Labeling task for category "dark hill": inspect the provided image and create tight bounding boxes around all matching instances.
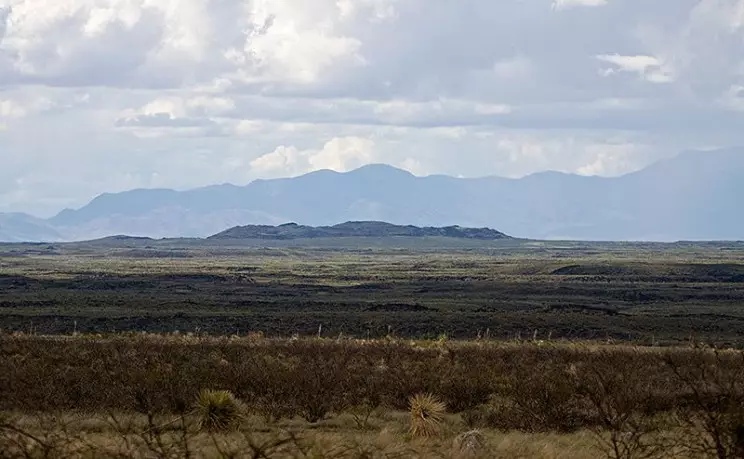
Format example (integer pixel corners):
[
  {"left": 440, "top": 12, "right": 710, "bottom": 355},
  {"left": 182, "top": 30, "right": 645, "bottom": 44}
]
[{"left": 208, "top": 221, "right": 510, "bottom": 240}]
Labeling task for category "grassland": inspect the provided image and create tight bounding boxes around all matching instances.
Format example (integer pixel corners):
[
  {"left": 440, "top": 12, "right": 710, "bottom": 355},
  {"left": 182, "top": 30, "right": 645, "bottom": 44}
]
[
  {"left": 1, "top": 239, "right": 744, "bottom": 344},
  {"left": 2, "top": 239, "right": 744, "bottom": 457}
]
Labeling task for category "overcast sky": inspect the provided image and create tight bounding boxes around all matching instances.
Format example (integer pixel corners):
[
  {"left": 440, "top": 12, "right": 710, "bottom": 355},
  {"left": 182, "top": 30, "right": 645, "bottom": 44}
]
[{"left": 2, "top": 0, "right": 744, "bottom": 216}]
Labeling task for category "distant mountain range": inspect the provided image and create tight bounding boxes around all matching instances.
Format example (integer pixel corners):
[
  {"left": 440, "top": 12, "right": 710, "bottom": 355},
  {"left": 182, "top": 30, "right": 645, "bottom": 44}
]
[
  {"left": 1, "top": 148, "right": 743, "bottom": 242},
  {"left": 0, "top": 213, "right": 63, "bottom": 243},
  {"left": 210, "top": 221, "right": 509, "bottom": 240}
]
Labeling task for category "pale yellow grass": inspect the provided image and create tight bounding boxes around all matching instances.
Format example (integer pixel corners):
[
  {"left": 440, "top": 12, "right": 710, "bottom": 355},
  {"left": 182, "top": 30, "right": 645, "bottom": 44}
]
[{"left": 0, "top": 410, "right": 617, "bottom": 459}]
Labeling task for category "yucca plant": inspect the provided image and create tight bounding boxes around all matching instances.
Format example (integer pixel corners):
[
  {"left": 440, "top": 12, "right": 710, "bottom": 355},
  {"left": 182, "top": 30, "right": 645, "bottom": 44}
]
[
  {"left": 195, "top": 389, "right": 244, "bottom": 432},
  {"left": 454, "top": 429, "right": 486, "bottom": 455},
  {"left": 409, "top": 393, "right": 447, "bottom": 437}
]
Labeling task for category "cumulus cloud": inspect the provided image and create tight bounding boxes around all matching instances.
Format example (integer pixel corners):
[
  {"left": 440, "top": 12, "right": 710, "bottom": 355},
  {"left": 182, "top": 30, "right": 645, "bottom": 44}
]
[
  {"left": 250, "top": 136, "right": 376, "bottom": 177},
  {"left": 1, "top": 0, "right": 744, "bottom": 215},
  {"left": 597, "top": 54, "right": 675, "bottom": 83},
  {"left": 371, "top": 98, "right": 511, "bottom": 126},
  {"left": 721, "top": 85, "right": 744, "bottom": 111},
  {"left": 552, "top": 0, "right": 608, "bottom": 10},
  {"left": 0, "top": 92, "right": 54, "bottom": 123},
  {"left": 115, "top": 113, "right": 216, "bottom": 128},
  {"left": 487, "top": 133, "right": 653, "bottom": 178},
  {"left": 117, "top": 95, "right": 235, "bottom": 122},
  {"left": 0, "top": 5, "right": 9, "bottom": 39},
  {"left": 237, "top": 1, "right": 366, "bottom": 83},
  {"left": 0, "top": 98, "right": 26, "bottom": 118}
]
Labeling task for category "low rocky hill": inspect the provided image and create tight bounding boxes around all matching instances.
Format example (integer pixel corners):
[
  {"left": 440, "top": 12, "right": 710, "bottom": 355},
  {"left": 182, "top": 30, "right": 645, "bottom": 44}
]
[{"left": 208, "top": 221, "right": 510, "bottom": 240}]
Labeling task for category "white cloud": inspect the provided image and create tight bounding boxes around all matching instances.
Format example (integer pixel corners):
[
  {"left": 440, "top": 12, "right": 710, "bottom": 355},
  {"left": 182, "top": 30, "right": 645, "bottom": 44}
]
[
  {"left": 0, "top": 99, "right": 27, "bottom": 118},
  {"left": 250, "top": 136, "right": 376, "bottom": 177},
  {"left": 589, "top": 98, "right": 648, "bottom": 110},
  {"left": 491, "top": 56, "right": 534, "bottom": 81},
  {"left": 0, "top": 5, "right": 10, "bottom": 39},
  {"left": 0, "top": 92, "right": 54, "bottom": 123},
  {"left": 233, "top": 119, "right": 264, "bottom": 135},
  {"left": 2, "top": 0, "right": 744, "bottom": 215},
  {"left": 372, "top": 98, "right": 511, "bottom": 125},
  {"left": 720, "top": 84, "right": 744, "bottom": 111},
  {"left": 336, "top": 0, "right": 398, "bottom": 22},
  {"left": 597, "top": 54, "right": 674, "bottom": 83},
  {"left": 490, "top": 133, "right": 652, "bottom": 178},
  {"left": 576, "top": 143, "right": 647, "bottom": 176},
  {"left": 309, "top": 136, "right": 375, "bottom": 170},
  {"left": 128, "top": 95, "right": 235, "bottom": 118},
  {"left": 112, "top": 94, "right": 236, "bottom": 135},
  {"left": 553, "top": 0, "right": 608, "bottom": 10},
  {"left": 249, "top": 145, "right": 305, "bottom": 176},
  {"left": 223, "top": 0, "right": 369, "bottom": 85}
]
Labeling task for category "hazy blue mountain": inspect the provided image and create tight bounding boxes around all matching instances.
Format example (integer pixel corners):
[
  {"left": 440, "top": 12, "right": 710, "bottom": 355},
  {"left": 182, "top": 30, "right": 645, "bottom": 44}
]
[
  {"left": 3, "top": 148, "right": 744, "bottom": 242},
  {"left": 0, "top": 213, "right": 63, "bottom": 242}
]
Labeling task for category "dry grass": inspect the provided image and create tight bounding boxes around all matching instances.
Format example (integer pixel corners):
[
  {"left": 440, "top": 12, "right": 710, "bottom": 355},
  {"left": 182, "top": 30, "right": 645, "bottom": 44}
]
[
  {"left": 3, "top": 334, "right": 744, "bottom": 457},
  {"left": 0, "top": 410, "right": 605, "bottom": 459}
]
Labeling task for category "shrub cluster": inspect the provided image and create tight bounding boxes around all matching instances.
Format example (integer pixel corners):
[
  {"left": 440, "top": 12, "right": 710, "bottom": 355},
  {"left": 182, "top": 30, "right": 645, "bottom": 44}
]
[
  {"left": 4, "top": 335, "right": 744, "bottom": 458},
  {"left": 0, "top": 335, "right": 507, "bottom": 420}
]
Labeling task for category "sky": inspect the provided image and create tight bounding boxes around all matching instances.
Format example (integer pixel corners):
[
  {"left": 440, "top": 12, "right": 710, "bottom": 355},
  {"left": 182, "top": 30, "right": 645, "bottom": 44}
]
[{"left": 1, "top": 0, "right": 744, "bottom": 217}]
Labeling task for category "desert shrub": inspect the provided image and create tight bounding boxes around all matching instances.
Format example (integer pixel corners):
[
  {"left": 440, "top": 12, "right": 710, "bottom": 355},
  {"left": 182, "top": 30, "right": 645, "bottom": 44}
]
[
  {"left": 7, "top": 332, "right": 744, "bottom": 451},
  {"left": 435, "top": 346, "right": 498, "bottom": 413},
  {"left": 493, "top": 357, "right": 590, "bottom": 432},
  {"left": 195, "top": 389, "right": 244, "bottom": 432},
  {"left": 239, "top": 352, "right": 302, "bottom": 422},
  {"left": 461, "top": 405, "right": 492, "bottom": 429},
  {"left": 286, "top": 342, "right": 356, "bottom": 422},
  {"left": 574, "top": 350, "right": 671, "bottom": 459},
  {"left": 346, "top": 370, "right": 385, "bottom": 430},
  {"left": 0, "top": 413, "right": 88, "bottom": 459},
  {"left": 372, "top": 345, "right": 442, "bottom": 410},
  {"left": 409, "top": 393, "right": 447, "bottom": 438},
  {"left": 665, "top": 349, "right": 744, "bottom": 459}
]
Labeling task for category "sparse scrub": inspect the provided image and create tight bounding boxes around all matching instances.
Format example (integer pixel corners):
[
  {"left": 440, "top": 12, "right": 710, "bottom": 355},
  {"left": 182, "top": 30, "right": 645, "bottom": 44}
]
[
  {"left": 5, "top": 246, "right": 744, "bottom": 343},
  {"left": 490, "top": 351, "right": 591, "bottom": 433},
  {"left": 5, "top": 239, "right": 744, "bottom": 458},
  {"left": 574, "top": 350, "right": 671, "bottom": 459},
  {"left": 665, "top": 349, "right": 744, "bottom": 458},
  {"left": 5, "top": 335, "right": 744, "bottom": 457}
]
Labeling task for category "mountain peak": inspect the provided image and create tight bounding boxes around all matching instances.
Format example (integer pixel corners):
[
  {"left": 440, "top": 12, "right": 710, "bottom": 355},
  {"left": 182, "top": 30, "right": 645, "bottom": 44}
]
[
  {"left": 345, "top": 164, "right": 415, "bottom": 177},
  {"left": 3, "top": 148, "right": 744, "bottom": 242}
]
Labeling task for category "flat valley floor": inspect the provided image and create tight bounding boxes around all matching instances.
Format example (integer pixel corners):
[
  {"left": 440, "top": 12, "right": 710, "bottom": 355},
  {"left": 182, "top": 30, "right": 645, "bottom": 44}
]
[{"left": 1, "top": 238, "right": 743, "bottom": 345}]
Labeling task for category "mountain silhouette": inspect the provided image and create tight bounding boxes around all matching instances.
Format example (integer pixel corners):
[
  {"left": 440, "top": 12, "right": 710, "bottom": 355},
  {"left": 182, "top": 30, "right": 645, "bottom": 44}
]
[
  {"left": 0, "top": 213, "right": 63, "bottom": 243},
  {"left": 1, "top": 148, "right": 743, "bottom": 242}
]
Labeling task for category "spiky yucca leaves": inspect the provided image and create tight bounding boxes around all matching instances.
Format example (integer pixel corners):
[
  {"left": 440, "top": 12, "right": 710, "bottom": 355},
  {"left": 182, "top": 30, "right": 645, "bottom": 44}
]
[
  {"left": 454, "top": 429, "right": 486, "bottom": 456},
  {"left": 409, "top": 393, "right": 447, "bottom": 438},
  {"left": 195, "top": 389, "right": 244, "bottom": 432}
]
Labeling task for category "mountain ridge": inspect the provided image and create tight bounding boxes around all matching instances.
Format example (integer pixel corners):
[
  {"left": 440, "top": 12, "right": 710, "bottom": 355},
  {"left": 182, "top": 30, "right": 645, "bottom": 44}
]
[{"left": 2, "top": 148, "right": 744, "bottom": 242}]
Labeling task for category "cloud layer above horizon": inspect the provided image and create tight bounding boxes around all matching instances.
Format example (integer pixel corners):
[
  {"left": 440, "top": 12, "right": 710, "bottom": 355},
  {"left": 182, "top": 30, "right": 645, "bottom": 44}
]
[{"left": 2, "top": 0, "right": 744, "bottom": 215}]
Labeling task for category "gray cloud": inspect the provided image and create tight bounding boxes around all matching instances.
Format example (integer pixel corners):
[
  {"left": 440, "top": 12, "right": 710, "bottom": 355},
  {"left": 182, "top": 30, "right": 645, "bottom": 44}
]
[
  {"left": 0, "top": 6, "right": 9, "bottom": 40},
  {"left": 1, "top": 0, "right": 744, "bottom": 216},
  {"left": 115, "top": 113, "right": 217, "bottom": 128}
]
